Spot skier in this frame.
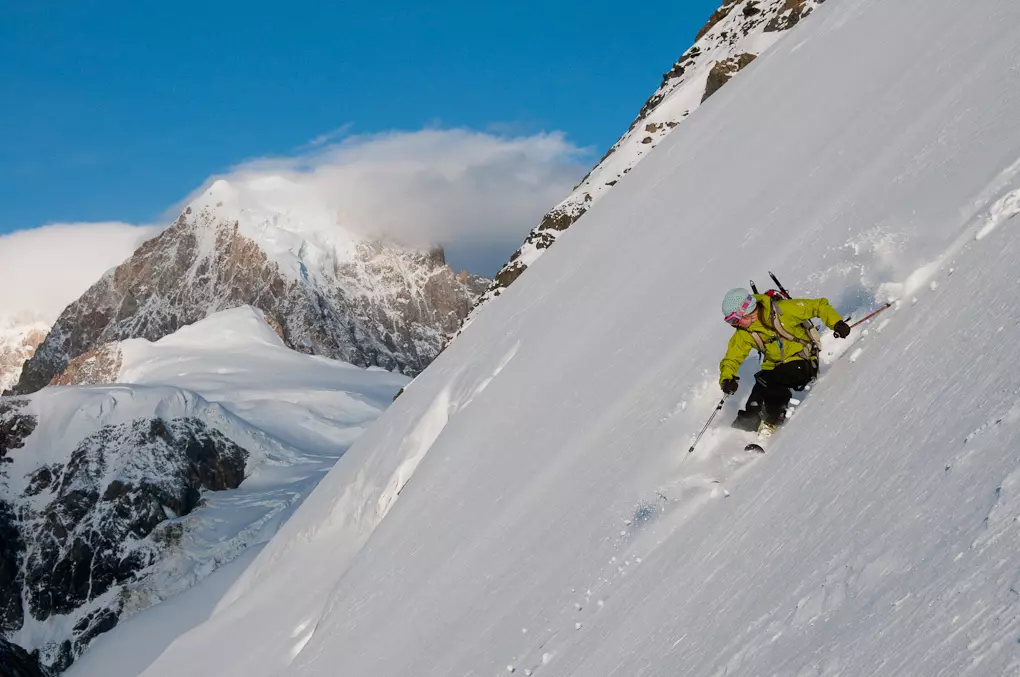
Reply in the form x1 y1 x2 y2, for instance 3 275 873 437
719 287 851 438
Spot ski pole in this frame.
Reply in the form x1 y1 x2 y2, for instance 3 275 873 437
848 302 892 330
688 396 727 455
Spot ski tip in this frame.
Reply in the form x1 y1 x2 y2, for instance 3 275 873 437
744 443 765 454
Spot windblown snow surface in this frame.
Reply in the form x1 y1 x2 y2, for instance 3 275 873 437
120 1 1020 675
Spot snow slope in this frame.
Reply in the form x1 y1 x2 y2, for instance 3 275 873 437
2 307 407 672
469 0 824 316
138 1 1020 675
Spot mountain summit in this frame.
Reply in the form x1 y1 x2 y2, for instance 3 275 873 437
13 178 487 394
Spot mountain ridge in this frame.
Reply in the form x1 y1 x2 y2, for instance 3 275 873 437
463 0 824 324
12 181 488 395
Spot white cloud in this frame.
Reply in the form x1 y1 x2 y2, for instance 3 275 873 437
301 123 355 149
1 128 589 324
0 222 160 321
177 128 591 273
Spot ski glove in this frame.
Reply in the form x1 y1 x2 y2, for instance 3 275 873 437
832 320 851 339
721 378 739 395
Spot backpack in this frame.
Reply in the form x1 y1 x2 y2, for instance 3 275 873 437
747 287 822 370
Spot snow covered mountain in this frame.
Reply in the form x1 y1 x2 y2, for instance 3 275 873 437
0 314 49 394
0 307 407 674
91 0 1020 675
12 178 488 395
469 0 824 316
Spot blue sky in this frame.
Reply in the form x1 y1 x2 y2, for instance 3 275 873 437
1 0 720 241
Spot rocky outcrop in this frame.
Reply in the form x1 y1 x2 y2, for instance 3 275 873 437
14 200 489 394
765 0 821 32
702 53 758 101
0 637 50 677
49 344 123 387
2 415 247 673
0 400 35 638
0 319 49 394
0 499 24 635
0 398 37 463
695 0 742 41
460 0 824 325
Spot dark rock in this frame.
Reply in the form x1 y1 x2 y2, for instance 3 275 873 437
661 62 685 84
21 417 246 628
24 465 57 497
694 0 741 41
702 53 758 102
70 607 119 663
634 93 665 126
765 0 814 32
538 207 586 233
0 399 37 462
493 262 528 290
0 637 50 677
0 501 24 633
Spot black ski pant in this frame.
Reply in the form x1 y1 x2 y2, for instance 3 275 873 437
732 359 816 430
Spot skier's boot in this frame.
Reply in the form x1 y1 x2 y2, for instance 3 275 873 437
732 408 761 432
756 419 778 440
756 403 787 440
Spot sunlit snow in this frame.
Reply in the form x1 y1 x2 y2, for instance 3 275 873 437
62 0 1020 675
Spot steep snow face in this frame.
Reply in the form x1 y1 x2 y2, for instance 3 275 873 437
14 182 488 394
468 0 824 318
0 314 50 393
1 307 408 673
133 1 1020 676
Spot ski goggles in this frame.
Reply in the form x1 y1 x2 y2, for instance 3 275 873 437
724 294 756 326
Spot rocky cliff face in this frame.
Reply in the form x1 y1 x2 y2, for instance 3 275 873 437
466 0 824 318
0 317 49 394
0 636 49 677
13 182 489 395
0 399 247 673
47 344 123 387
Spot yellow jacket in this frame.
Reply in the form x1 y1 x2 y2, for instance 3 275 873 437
719 294 843 384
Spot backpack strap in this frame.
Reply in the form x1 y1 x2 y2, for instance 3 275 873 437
768 301 814 362
748 331 767 355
